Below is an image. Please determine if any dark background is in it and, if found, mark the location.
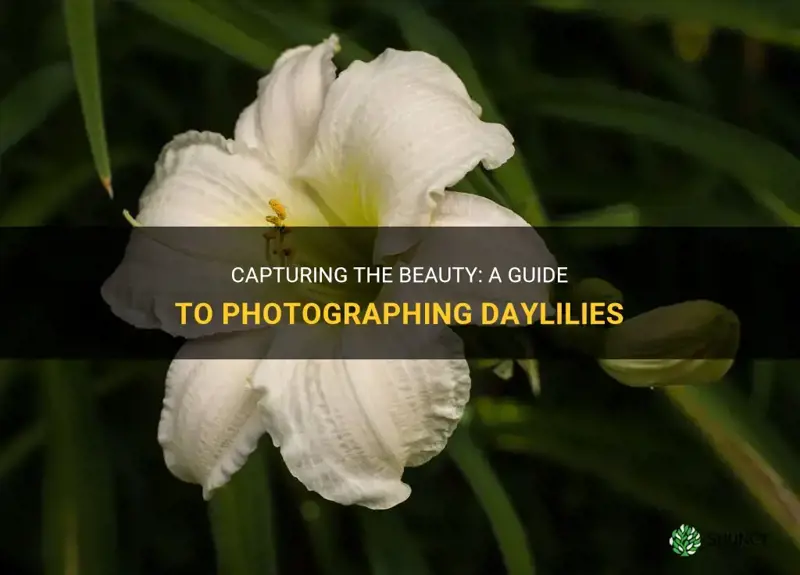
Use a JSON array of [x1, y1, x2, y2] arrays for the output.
[[1, 0, 800, 574]]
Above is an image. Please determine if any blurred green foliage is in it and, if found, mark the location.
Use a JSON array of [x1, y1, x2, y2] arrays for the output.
[[1, 0, 800, 574]]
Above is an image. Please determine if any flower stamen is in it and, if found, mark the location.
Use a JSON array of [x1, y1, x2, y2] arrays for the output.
[[264, 198, 292, 265], [265, 215, 284, 228], [269, 199, 287, 221]]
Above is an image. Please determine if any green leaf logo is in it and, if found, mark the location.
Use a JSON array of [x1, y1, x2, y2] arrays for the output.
[[670, 524, 702, 556]]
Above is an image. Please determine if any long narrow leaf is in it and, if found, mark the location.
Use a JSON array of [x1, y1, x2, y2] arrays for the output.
[[358, 510, 433, 575], [448, 427, 536, 575], [477, 396, 800, 572], [0, 362, 159, 483], [208, 445, 278, 575], [283, 468, 357, 575], [0, 63, 75, 156], [295, 499, 353, 575], [41, 361, 117, 575], [528, 0, 800, 50], [529, 76, 800, 224], [0, 148, 144, 226], [62, 0, 113, 196], [131, 0, 283, 70], [235, 3, 373, 65], [609, 25, 715, 109], [665, 383, 800, 551]]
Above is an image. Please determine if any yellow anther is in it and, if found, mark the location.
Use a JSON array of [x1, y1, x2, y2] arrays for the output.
[[268, 199, 287, 221], [265, 215, 284, 227], [264, 199, 292, 264]]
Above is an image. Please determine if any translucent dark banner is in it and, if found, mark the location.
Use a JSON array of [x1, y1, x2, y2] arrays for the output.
[[0, 226, 793, 360]]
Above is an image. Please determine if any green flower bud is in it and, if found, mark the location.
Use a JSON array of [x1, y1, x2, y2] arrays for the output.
[[599, 300, 739, 387], [599, 357, 735, 387]]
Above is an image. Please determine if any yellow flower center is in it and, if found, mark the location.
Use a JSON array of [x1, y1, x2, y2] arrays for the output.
[[261, 197, 382, 306]]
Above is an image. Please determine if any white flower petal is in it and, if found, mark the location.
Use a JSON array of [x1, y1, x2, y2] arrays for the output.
[[297, 49, 514, 239], [135, 130, 327, 227], [158, 330, 273, 500], [431, 190, 529, 227], [394, 191, 556, 318], [102, 229, 271, 337], [235, 35, 340, 177], [103, 131, 328, 336], [253, 326, 470, 509]]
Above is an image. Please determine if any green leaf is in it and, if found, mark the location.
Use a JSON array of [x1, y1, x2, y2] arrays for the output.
[[0, 62, 75, 156], [295, 499, 352, 575], [609, 25, 715, 109], [467, 167, 509, 205], [0, 148, 144, 226], [384, 1, 548, 225], [556, 203, 640, 227], [283, 465, 356, 575], [665, 382, 800, 551], [234, 3, 373, 65], [131, 0, 283, 70], [516, 359, 542, 397], [447, 427, 536, 575], [0, 361, 19, 417], [475, 398, 800, 571], [208, 445, 278, 575], [476, 398, 721, 507], [0, 362, 158, 484], [62, 0, 113, 196], [750, 360, 777, 415], [529, 76, 800, 225], [358, 510, 433, 575], [0, 423, 44, 483], [41, 361, 117, 575], [527, 0, 800, 50]]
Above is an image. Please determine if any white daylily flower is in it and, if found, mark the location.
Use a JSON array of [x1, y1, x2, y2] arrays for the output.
[[103, 35, 556, 509]]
